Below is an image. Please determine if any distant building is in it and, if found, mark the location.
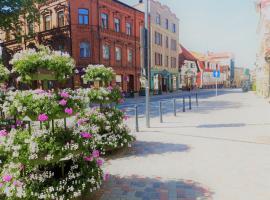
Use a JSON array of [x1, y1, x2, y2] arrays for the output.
[[234, 67, 250, 88], [134, 0, 180, 93]]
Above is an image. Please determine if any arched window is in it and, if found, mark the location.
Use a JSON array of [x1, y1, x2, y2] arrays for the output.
[[80, 42, 90, 58]]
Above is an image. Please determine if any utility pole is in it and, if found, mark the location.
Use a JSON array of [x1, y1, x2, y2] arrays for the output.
[[144, 0, 150, 128]]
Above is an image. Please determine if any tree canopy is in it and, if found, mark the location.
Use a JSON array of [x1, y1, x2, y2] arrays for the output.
[[0, 0, 45, 34]]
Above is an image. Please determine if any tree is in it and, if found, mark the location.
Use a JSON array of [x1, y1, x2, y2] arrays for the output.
[[0, 0, 45, 36]]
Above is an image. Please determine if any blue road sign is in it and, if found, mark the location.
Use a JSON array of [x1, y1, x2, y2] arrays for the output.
[[213, 70, 220, 78]]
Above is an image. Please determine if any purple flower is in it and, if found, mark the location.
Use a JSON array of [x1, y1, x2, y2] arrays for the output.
[[34, 89, 45, 94], [92, 150, 100, 158], [59, 99, 67, 106], [38, 114, 48, 122], [16, 120, 23, 126], [80, 132, 92, 139], [107, 86, 113, 91], [123, 115, 129, 121], [3, 175, 12, 182], [103, 173, 110, 181], [96, 159, 104, 167], [65, 108, 73, 116], [84, 156, 93, 162], [0, 183, 3, 188], [60, 91, 70, 99], [0, 130, 8, 137]]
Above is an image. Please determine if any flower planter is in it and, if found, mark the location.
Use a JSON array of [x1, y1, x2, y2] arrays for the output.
[[30, 68, 57, 81]]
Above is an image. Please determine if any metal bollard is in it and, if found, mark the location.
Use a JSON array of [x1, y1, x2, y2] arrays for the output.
[[135, 105, 139, 132], [173, 98, 177, 116], [189, 95, 192, 110], [183, 97, 186, 112], [159, 101, 163, 123], [196, 93, 199, 106]]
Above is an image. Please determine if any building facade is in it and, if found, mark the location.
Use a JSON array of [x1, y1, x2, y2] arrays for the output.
[[134, 0, 180, 93], [0, 0, 144, 93], [255, 0, 270, 97]]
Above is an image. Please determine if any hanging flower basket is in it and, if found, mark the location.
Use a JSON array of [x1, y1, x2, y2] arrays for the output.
[[30, 68, 57, 81]]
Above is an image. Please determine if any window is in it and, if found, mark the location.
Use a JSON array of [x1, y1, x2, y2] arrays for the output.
[[78, 9, 89, 25], [155, 53, 163, 66], [156, 13, 161, 25], [80, 42, 90, 58], [166, 36, 169, 48], [165, 18, 169, 29], [103, 45, 110, 59], [28, 21, 34, 34], [58, 11, 65, 27], [128, 49, 133, 63], [154, 32, 162, 46], [172, 23, 176, 33], [115, 47, 121, 61], [171, 39, 177, 51], [171, 57, 177, 68], [44, 15, 51, 30], [114, 18, 120, 32], [166, 56, 169, 67], [101, 13, 108, 29], [126, 22, 132, 35]]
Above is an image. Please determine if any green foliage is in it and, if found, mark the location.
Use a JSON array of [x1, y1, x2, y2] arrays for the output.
[[0, 0, 45, 34], [10, 46, 75, 83], [0, 64, 10, 82], [82, 65, 115, 85]]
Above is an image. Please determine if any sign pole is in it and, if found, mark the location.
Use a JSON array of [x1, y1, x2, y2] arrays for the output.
[[216, 78, 218, 97]]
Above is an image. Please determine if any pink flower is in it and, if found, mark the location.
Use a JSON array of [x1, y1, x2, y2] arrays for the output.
[[0, 130, 8, 137], [60, 91, 70, 99], [107, 86, 113, 91], [80, 132, 92, 139], [0, 183, 3, 188], [92, 150, 100, 158], [13, 180, 23, 187], [3, 175, 12, 182], [38, 114, 48, 122], [103, 173, 110, 181], [59, 99, 67, 106], [16, 120, 23, 126], [65, 108, 73, 116], [34, 89, 45, 94], [118, 98, 125, 104], [123, 115, 129, 121], [77, 118, 87, 126], [97, 159, 104, 167], [84, 156, 93, 162]]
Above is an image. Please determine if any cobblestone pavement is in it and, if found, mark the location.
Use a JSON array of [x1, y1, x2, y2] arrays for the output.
[[95, 90, 270, 200]]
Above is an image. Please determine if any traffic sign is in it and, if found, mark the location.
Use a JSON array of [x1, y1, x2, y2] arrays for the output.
[[213, 70, 220, 78]]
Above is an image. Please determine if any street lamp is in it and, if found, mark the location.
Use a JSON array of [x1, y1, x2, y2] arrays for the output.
[[141, 0, 150, 128]]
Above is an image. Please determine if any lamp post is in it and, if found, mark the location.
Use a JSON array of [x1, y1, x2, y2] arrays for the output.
[[142, 0, 150, 128]]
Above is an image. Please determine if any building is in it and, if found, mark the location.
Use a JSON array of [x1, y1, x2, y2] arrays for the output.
[[255, 0, 270, 97], [207, 52, 235, 87], [178, 45, 199, 90], [234, 67, 250, 88], [0, 0, 145, 94], [134, 0, 180, 94]]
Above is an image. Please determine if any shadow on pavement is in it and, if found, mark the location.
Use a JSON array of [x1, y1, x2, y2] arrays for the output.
[[92, 175, 212, 200], [197, 123, 246, 128], [125, 141, 190, 157]]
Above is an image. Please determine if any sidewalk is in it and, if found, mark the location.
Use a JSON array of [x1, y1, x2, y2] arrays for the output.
[[95, 91, 270, 200]]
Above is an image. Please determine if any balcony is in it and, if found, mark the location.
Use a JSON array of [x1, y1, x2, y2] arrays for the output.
[[99, 27, 139, 41]]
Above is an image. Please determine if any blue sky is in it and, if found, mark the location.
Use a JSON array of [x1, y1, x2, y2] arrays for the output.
[[122, 0, 259, 68]]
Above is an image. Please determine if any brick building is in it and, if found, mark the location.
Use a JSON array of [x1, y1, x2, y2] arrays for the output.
[[0, 0, 144, 93]]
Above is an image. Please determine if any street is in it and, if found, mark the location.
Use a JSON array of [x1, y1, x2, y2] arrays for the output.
[[94, 89, 270, 200]]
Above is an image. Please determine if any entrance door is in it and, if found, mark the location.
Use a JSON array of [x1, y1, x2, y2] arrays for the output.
[[128, 75, 134, 92]]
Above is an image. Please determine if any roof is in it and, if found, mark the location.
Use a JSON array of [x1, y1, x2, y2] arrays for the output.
[[179, 45, 198, 65], [113, 0, 144, 13]]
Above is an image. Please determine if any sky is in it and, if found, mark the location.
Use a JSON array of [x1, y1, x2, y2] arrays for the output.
[[122, 0, 259, 68]]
